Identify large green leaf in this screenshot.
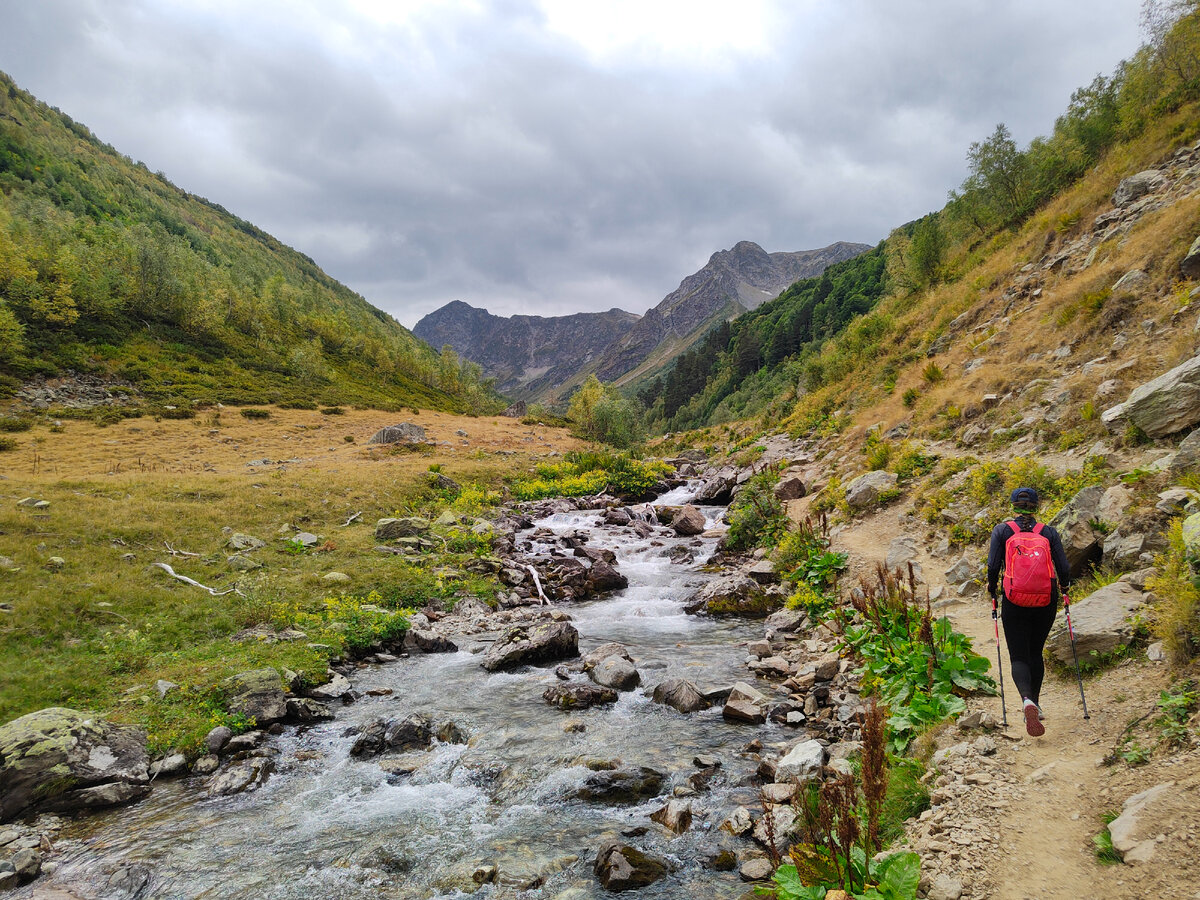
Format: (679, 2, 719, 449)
(877, 851, 921, 900)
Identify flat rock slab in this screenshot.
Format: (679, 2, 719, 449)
(1102, 352, 1200, 438)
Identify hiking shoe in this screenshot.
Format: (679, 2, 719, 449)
(1024, 702, 1045, 737)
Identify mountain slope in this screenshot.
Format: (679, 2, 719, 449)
(0, 71, 495, 412)
(412, 301, 639, 400)
(594, 239, 871, 387)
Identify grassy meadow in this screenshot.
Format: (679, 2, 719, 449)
(0, 406, 585, 753)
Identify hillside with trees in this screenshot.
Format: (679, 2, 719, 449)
(632, 2, 1200, 441)
(0, 71, 499, 412)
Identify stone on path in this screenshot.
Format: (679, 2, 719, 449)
(845, 470, 898, 511)
(1108, 782, 1176, 864)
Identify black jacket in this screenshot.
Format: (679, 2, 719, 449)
(986, 515, 1072, 599)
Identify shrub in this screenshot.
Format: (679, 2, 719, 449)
(726, 469, 789, 551)
(292, 592, 410, 654)
(320, 406, 345, 416)
(922, 362, 945, 384)
(240, 408, 270, 419)
(278, 400, 318, 410)
(0, 416, 33, 433)
(0, 436, 17, 452)
(1149, 520, 1200, 664)
(158, 407, 196, 420)
(902, 388, 919, 408)
(1080, 400, 1098, 421)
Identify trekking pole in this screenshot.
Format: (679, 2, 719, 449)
(1062, 595, 1090, 720)
(991, 594, 1008, 727)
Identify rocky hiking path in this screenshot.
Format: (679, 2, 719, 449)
(831, 505, 1196, 900)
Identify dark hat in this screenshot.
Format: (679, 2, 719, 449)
(1011, 486, 1039, 509)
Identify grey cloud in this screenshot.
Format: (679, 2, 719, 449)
(0, 1, 1142, 325)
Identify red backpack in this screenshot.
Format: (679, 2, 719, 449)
(1003, 520, 1055, 607)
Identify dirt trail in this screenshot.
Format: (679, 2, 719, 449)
(831, 506, 1194, 900)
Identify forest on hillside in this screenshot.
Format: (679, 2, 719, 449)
(0, 72, 498, 412)
(625, 1, 1200, 438)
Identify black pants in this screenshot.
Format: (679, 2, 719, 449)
(1001, 598, 1058, 705)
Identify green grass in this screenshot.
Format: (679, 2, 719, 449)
(1093, 812, 1122, 864)
(0, 460, 516, 755)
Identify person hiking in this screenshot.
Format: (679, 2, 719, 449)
(986, 486, 1072, 737)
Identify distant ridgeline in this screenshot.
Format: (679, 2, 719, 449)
(0, 71, 499, 412)
(637, 243, 888, 431)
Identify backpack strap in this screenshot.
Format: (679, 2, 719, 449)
(1032, 522, 1045, 535)
(1005, 520, 1020, 534)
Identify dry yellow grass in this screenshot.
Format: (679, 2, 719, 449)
(2, 406, 587, 481)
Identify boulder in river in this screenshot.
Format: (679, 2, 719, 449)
(694, 468, 737, 504)
(543, 683, 618, 710)
(723, 681, 768, 724)
(650, 799, 692, 834)
(671, 504, 706, 536)
(683, 573, 783, 618)
(0, 707, 150, 822)
(220, 668, 288, 726)
(407, 629, 459, 653)
(586, 559, 629, 593)
(594, 840, 668, 892)
(576, 766, 665, 804)
(205, 756, 275, 798)
(481, 621, 580, 671)
(651, 678, 711, 714)
(589, 655, 640, 691)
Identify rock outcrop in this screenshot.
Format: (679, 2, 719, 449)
(0, 708, 150, 822)
(1046, 582, 1146, 664)
(1102, 353, 1200, 438)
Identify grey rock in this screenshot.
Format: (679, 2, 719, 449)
(367, 422, 426, 445)
(1180, 234, 1200, 279)
(149, 753, 188, 779)
(885, 535, 918, 570)
(1108, 782, 1175, 863)
(0, 707, 150, 822)
(651, 679, 711, 713)
(1184, 512, 1200, 556)
(1049, 486, 1105, 577)
(205, 725, 233, 754)
(192, 754, 219, 776)
(1112, 170, 1162, 207)
(1101, 352, 1200, 438)
(671, 504, 706, 536)
(543, 683, 618, 710)
(1171, 428, 1200, 473)
(943, 554, 977, 588)
(577, 767, 665, 804)
(593, 840, 667, 892)
(683, 573, 781, 618)
(649, 799, 693, 834)
(307, 671, 353, 700)
(721, 806, 753, 835)
(694, 467, 738, 504)
(722, 681, 768, 724)
(408, 629, 458, 653)
(374, 517, 432, 540)
(154, 679, 179, 699)
(1112, 269, 1151, 294)
(286, 697, 334, 722)
(746, 559, 778, 584)
(775, 738, 825, 782)
(481, 621, 579, 671)
(10, 847, 39, 881)
(590, 655, 640, 691)
(220, 668, 288, 726)
(845, 470, 898, 510)
(927, 873, 964, 900)
(206, 756, 274, 797)
(227, 532, 265, 551)
(1047, 582, 1146, 664)
(582, 642, 633, 669)
(739, 858, 774, 882)
(773, 476, 806, 501)
(227, 555, 263, 571)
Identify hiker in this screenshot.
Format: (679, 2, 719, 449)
(986, 487, 1071, 737)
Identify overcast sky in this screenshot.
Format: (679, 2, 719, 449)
(0, 1, 1144, 326)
